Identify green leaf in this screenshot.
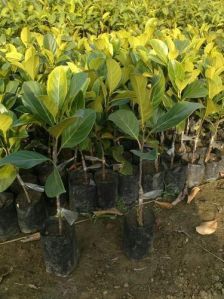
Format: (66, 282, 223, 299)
(48, 116, 77, 138)
(131, 149, 157, 160)
(108, 109, 139, 141)
(0, 164, 17, 192)
(149, 39, 168, 65)
(183, 79, 208, 99)
(106, 59, 122, 94)
(151, 69, 165, 109)
(64, 73, 90, 115)
(70, 91, 85, 114)
(5, 80, 20, 94)
(43, 33, 57, 54)
(67, 72, 89, 101)
(61, 109, 96, 148)
(22, 81, 54, 126)
(112, 146, 133, 175)
(152, 101, 203, 133)
(131, 74, 152, 126)
(45, 166, 65, 198)
(0, 151, 49, 169)
(168, 60, 185, 92)
(47, 66, 68, 118)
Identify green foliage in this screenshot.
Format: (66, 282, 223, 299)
(109, 110, 139, 141)
(152, 102, 204, 133)
(0, 0, 224, 201)
(0, 150, 49, 169)
(0, 164, 17, 192)
(45, 166, 66, 198)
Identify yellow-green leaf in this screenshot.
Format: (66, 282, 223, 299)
(0, 113, 13, 137)
(106, 59, 122, 94)
(205, 98, 219, 117)
(131, 74, 152, 127)
(149, 39, 168, 65)
(23, 47, 39, 80)
(0, 164, 17, 192)
(20, 27, 31, 47)
(47, 66, 68, 118)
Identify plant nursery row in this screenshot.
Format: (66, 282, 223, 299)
(0, 0, 224, 277)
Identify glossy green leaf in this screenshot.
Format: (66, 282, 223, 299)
(22, 81, 54, 126)
(152, 101, 203, 133)
(183, 79, 208, 99)
(131, 149, 157, 160)
(0, 150, 49, 169)
(67, 72, 89, 101)
(45, 166, 65, 198)
(108, 109, 139, 141)
(48, 117, 77, 138)
(168, 60, 185, 92)
(43, 33, 57, 54)
(151, 69, 165, 109)
(61, 109, 96, 148)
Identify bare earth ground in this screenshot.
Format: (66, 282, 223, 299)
(0, 180, 224, 299)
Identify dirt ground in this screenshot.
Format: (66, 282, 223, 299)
(0, 179, 224, 299)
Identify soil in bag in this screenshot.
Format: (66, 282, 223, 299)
(118, 169, 139, 206)
(164, 165, 187, 194)
(95, 170, 118, 209)
(0, 192, 20, 240)
(16, 191, 47, 233)
(204, 161, 220, 182)
(69, 170, 97, 213)
(187, 164, 205, 188)
(40, 217, 79, 277)
(123, 207, 155, 260)
(142, 160, 157, 192)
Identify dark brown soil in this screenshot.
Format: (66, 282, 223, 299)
(0, 180, 224, 299)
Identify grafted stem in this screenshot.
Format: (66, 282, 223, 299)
(16, 173, 31, 204)
(81, 151, 88, 184)
(53, 138, 62, 235)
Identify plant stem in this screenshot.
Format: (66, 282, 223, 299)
(53, 138, 62, 235)
(179, 131, 186, 153)
(101, 144, 106, 180)
(56, 195, 62, 235)
(137, 157, 144, 226)
(155, 156, 159, 173)
(205, 119, 223, 163)
(170, 130, 176, 169)
(191, 118, 204, 164)
(81, 151, 88, 184)
(16, 173, 31, 204)
(137, 133, 145, 227)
